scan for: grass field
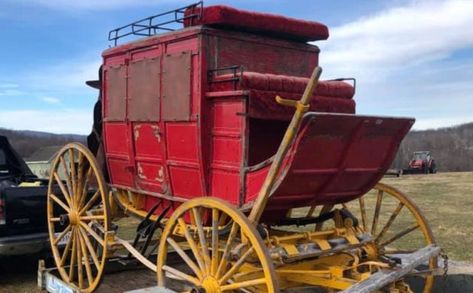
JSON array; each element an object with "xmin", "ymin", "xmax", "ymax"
[{"xmin": 380, "ymin": 171, "xmax": 473, "ymax": 262}]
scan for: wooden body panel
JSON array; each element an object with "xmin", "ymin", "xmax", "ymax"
[
  {"xmin": 102, "ymin": 28, "xmax": 206, "ymax": 213},
  {"xmin": 100, "ymin": 25, "xmax": 410, "ymax": 218}
]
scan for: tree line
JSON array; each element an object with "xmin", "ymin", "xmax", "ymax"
[{"xmin": 0, "ymin": 128, "xmax": 86, "ymax": 158}]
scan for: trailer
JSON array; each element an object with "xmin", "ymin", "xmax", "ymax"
[{"xmin": 43, "ymin": 2, "xmax": 443, "ymax": 292}]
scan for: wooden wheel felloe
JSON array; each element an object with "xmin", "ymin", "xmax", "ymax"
[
  {"xmin": 47, "ymin": 143, "xmax": 110, "ymax": 293},
  {"xmin": 157, "ymin": 197, "xmax": 278, "ymax": 293}
]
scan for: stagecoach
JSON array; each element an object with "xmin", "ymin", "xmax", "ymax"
[{"xmin": 45, "ymin": 2, "xmax": 443, "ymax": 292}]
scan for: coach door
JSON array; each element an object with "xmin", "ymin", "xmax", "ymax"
[{"xmin": 128, "ymin": 54, "xmax": 168, "ymax": 194}]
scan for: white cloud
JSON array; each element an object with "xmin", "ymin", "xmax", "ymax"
[
  {"xmin": 316, "ymin": 0, "xmax": 473, "ymax": 130},
  {"xmin": 40, "ymin": 96, "xmax": 61, "ymax": 104},
  {"xmin": 320, "ymin": 0, "xmax": 473, "ymax": 80},
  {"xmin": 0, "ymin": 110, "xmax": 92, "ymax": 134}
]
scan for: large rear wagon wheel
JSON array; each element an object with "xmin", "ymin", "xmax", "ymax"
[
  {"xmin": 157, "ymin": 197, "xmax": 278, "ymax": 293},
  {"xmin": 329, "ymin": 183, "xmax": 437, "ymax": 293},
  {"xmin": 47, "ymin": 143, "xmax": 110, "ymax": 292}
]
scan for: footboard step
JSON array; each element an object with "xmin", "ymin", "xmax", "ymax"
[
  {"xmin": 125, "ymin": 287, "xmax": 177, "ymax": 293},
  {"xmin": 341, "ymin": 245, "xmax": 441, "ymax": 293}
]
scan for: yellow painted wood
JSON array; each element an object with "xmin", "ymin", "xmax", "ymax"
[
  {"xmin": 248, "ymin": 66, "xmax": 322, "ymax": 223},
  {"xmin": 47, "ymin": 143, "xmax": 110, "ymax": 293},
  {"xmin": 157, "ymin": 197, "xmax": 278, "ymax": 293}
]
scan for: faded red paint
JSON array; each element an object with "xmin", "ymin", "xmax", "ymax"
[{"xmin": 100, "ymin": 4, "xmax": 413, "ymax": 222}]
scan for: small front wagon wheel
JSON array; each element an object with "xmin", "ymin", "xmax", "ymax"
[
  {"xmin": 47, "ymin": 143, "xmax": 110, "ymax": 292},
  {"xmin": 157, "ymin": 197, "xmax": 278, "ymax": 293}
]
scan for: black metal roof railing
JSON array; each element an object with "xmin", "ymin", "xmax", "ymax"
[{"xmin": 108, "ymin": 1, "xmax": 203, "ymax": 46}]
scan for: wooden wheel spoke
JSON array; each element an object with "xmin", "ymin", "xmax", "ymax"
[
  {"xmin": 69, "ymin": 229, "xmax": 77, "ymax": 281},
  {"xmin": 75, "ymin": 152, "xmax": 84, "ymax": 208},
  {"xmin": 50, "ymin": 193, "xmax": 70, "ymax": 213},
  {"xmin": 177, "ymin": 218, "xmax": 206, "ymax": 272},
  {"xmin": 157, "ymin": 198, "xmax": 277, "ymax": 293},
  {"xmin": 53, "ymin": 225, "xmax": 71, "ymax": 246},
  {"xmin": 78, "ymin": 227, "xmax": 101, "ymax": 269},
  {"xmin": 359, "ymin": 197, "xmax": 368, "ymax": 231},
  {"xmin": 192, "ymin": 207, "xmax": 211, "ymax": 273},
  {"xmin": 219, "ymin": 247, "xmax": 255, "ymax": 285},
  {"xmin": 60, "ymin": 227, "xmax": 75, "ymax": 267},
  {"xmin": 371, "ymin": 190, "xmax": 384, "ymax": 235},
  {"xmin": 77, "ymin": 228, "xmax": 93, "ymax": 287},
  {"xmin": 69, "ymin": 149, "xmax": 77, "ymax": 199},
  {"xmin": 79, "ymin": 167, "xmax": 93, "ymax": 209},
  {"xmin": 60, "ymin": 156, "xmax": 73, "ymax": 199},
  {"xmin": 162, "ymin": 265, "xmax": 200, "ymax": 286},
  {"xmin": 216, "ymin": 222, "xmax": 239, "ymax": 279},
  {"xmin": 79, "ymin": 190, "xmax": 100, "ymax": 215},
  {"xmin": 47, "ymin": 143, "xmax": 108, "ymax": 293},
  {"xmin": 53, "ymin": 173, "xmax": 73, "ymax": 209},
  {"xmin": 79, "ymin": 221, "xmax": 105, "ymax": 247},
  {"xmin": 221, "ymin": 278, "xmax": 267, "ymax": 291},
  {"xmin": 76, "ymin": 229, "xmax": 84, "ymax": 289},
  {"xmin": 381, "ymin": 224, "xmax": 420, "ymax": 247},
  {"xmin": 211, "ymin": 208, "xmax": 219, "ymax": 275},
  {"xmin": 218, "ymin": 213, "xmax": 229, "ymax": 226},
  {"xmin": 167, "ymin": 238, "xmax": 202, "ymax": 280},
  {"xmin": 375, "ymin": 202, "xmax": 404, "ymax": 242}
]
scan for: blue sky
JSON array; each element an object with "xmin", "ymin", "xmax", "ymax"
[{"xmin": 0, "ymin": 0, "xmax": 472, "ymax": 134}]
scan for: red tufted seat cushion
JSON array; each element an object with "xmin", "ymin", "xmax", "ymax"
[{"xmin": 185, "ymin": 5, "xmax": 329, "ymax": 42}]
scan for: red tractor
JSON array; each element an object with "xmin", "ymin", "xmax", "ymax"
[{"xmin": 405, "ymin": 151, "xmax": 437, "ymax": 174}]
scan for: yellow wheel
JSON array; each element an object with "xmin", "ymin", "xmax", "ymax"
[
  {"xmin": 47, "ymin": 143, "xmax": 110, "ymax": 292},
  {"xmin": 157, "ymin": 197, "xmax": 278, "ymax": 293},
  {"xmin": 339, "ymin": 183, "xmax": 437, "ymax": 293}
]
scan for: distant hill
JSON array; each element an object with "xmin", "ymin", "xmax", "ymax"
[
  {"xmin": 393, "ymin": 122, "xmax": 473, "ymax": 172},
  {"xmin": 0, "ymin": 128, "xmax": 86, "ymax": 158}
]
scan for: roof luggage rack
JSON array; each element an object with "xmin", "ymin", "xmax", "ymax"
[{"xmin": 108, "ymin": 1, "xmax": 203, "ymax": 46}]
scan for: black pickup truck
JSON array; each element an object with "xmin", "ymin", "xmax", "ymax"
[{"xmin": 0, "ymin": 136, "xmax": 50, "ymax": 255}]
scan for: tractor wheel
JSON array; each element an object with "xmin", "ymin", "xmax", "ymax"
[
  {"xmin": 47, "ymin": 143, "xmax": 110, "ymax": 292},
  {"xmin": 157, "ymin": 197, "xmax": 278, "ymax": 293}
]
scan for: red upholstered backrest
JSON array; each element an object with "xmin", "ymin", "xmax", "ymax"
[
  {"xmin": 185, "ymin": 5, "xmax": 329, "ymax": 42},
  {"xmin": 239, "ymin": 72, "xmax": 355, "ymax": 100},
  {"xmin": 209, "ymin": 72, "xmax": 356, "ymax": 120}
]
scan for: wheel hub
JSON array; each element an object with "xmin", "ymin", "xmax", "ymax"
[
  {"xmin": 68, "ymin": 210, "xmax": 80, "ymax": 225},
  {"xmin": 201, "ymin": 277, "xmax": 220, "ymax": 293}
]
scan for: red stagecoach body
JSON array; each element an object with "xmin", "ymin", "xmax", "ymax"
[{"xmin": 101, "ymin": 4, "xmax": 413, "ymax": 222}]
